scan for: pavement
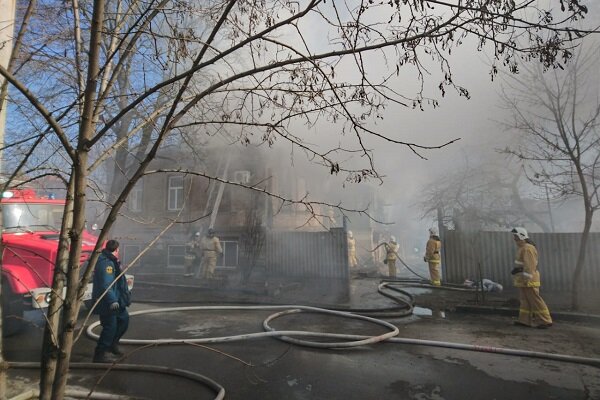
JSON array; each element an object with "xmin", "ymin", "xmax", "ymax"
[{"xmin": 5, "ymin": 271, "xmax": 600, "ymax": 400}]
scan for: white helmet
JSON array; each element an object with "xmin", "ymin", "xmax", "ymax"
[
  {"xmin": 429, "ymin": 227, "xmax": 438, "ymax": 236},
  {"xmin": 390, "ymin": 236, "xmax": 396, "ymax": 242},
  {"xmin": 348, "ymin": 230, "xmax": 353, "ymax": 238},
  {"xmin": 511, "ymin": 227, "xmax": 528, "ymax": 240}
]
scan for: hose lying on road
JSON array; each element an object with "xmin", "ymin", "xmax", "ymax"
[
  {"xmin": 86, "ymin": 304, "xmax": 600, "ymax": 368},
  {"xmin": 8, "ymin": 361, "xmax": 225, "ymax": 400},
  {"xmin": 87, "ymin": 305, "xmax": 400, "ymax": 348},
  {"xmin": 133, "ymin": 279, "xmax": 418, "ymax": 318}
]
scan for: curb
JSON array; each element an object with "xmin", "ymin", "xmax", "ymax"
[{"xmin": 454, "ymin": 305, "xmax": 600, "ymax": 325}]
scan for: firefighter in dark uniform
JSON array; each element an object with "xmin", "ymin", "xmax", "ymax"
[{"xmin": 92, "ymin": 240, "xmax": 131, "ymax": 363}]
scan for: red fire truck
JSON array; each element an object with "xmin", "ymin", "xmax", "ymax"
[{"xmin": 1, "ymin": 188, "xmax": 133, "ymax": 335}]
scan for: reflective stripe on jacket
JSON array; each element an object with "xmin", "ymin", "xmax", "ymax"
[
  {"xmin": 513, "ymin": 243, "xmax": 541, "ymax": 288},
  {"xmin": 201, "ymin": 236, "xmax": 223, "ymax": 257},
  {"xmin": 425, "ymin": 237, "xmax": 441, "ymax": 263}
]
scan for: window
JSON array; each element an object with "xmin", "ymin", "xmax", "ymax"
[
  {"xmin": 168, "ymin": 176, "xmax": 184, "ymax": 210},
  {"xmin": 168, "ymin": 245, "xmax": 185, "ymax": 267},
  {"xmin": 122, "ymin": 245, "xmax": 141, "ymax": 266},
  {"xmin": 233, "ymin": 170, "xmax": 251, "ymax": 184},
  {"xmin": 217, "ymin": 241, "xmax": 239, "ymax": 268},
  {"xmin": 128, "ymin": 180, "xmax": 143, "ymax": 212},
  {"xmin": 2, "ymin": 203, "xmax": 65, "ymax": 232}
]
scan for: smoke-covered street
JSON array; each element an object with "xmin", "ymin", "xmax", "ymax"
[
  {"xmin": 6, "ymin": 275, "xmax": 600, "ymax": 399},
  {"xmin": 2, "ymin": 0, "xmax": 600, "ymax": 398}
]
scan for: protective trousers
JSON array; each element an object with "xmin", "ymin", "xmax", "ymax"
[
  {"xmin": 96, "ymin": 308, "xmax": 129, "ymax": 352},
  {"xmin": 184, "ymin": 254, "xmax": 195, "ymax": 276},
  {"xmin": 201, "ymin": 256, "xmax": 217, "ymax": 279},
  {"xmin": 348, "ymin": 252, "xmax": 358, "ymax": 268},
  {"xmin": 387, "ymin": 259, "xmax": 397, "ymax": 277},
  {"xmin": 518, "ymin": 287, "xmax": 552, "ymax": 327},
  {"xmin": 428, "ymin": 261, "xmax": 441, "ymax": 286}
]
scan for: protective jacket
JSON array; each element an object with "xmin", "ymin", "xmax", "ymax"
[
  {"xmin": 425, "ymin": 236, "xmax": 441, "ymax": 263},
  {"xmin": 200, "ymin": 236, "xmax": 223, "ymax": 258},
  {"xmin": 92, "ymin": 250, "xmax": 131, "ymax": 315},
  {"xmin": 184, "ymin": 241, "xmax": 196, "ymax": 265},
  {"xmin": 348, "ymin": 237, "xmax": 356, "ymax": 254},
  {"xmin": 385, "ymin": 241, "xmax": 399, "ymax": 261},
  {"xmin": 513, "ymin": 242, "xmax": 540, "ymax": 288},
  {"xmin": 348, "ymin": 237, "xmax": 358, "ymax": 267}
]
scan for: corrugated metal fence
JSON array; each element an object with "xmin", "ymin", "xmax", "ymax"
[
  {"xmin": 266, "ymin": 228, "xmax": 348, "ymax": 280},
  {"xmin": 444, "ymin": 231, "xmax": 600, "ymax": 291}
]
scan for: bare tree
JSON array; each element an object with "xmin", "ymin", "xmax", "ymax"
[
  {"xmin": 502, "ymin": 43, "xmax": 600, "ymax": 310},
  {"xmin": 0, "ymin": 0, "xmax": 593, "ymax": 397},
  {"xmin": 419, "ymin": 156, "xmax": 552, "ymax": 232}
]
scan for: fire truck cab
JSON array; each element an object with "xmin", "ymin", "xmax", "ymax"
[{"xmin": 1, "ymin": 188, "xmax": 132, "ymax": 335}]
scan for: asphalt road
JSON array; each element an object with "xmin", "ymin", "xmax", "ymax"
[{"xmin": 6, "ymin": 277, "xmax": 600, "ymax": 400}]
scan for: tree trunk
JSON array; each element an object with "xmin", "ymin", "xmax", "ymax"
[
  {"xmin": 50, "ymin": 162, "xmax": 88, "ymax": 399},
  {"xmin": 39, "ymin": 176, "xmax": 74, "ymax": 399},
  {"xmin": 570, "ymin": 209, "xmax": 593, "ymax": 310},
  {"xmin": 44, "ymin": 0, "xmax": 105, "ymax": 397}
]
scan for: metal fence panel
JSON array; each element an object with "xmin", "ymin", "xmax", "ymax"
[
  {"xmin": 444, "ymin": 231, "xmax": 600, "ymax": 291},
  {"xmin": 266, "ymin": 228, "xmax": 349, "ymax": 280}
]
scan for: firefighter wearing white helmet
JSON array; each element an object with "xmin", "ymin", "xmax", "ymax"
[
  {"xmin": 424, "ymin": 227, "xmax": 442, "ymax": 285},
  {"xmin": 384, "ymin": 236, "xmax": 399, "ymax": 277},
  {"xmin": 347, "ymin": 231, "xmax": 358, "ymax": 268},
  {"xmin": 197, "ymin": 228, "xmax": 223, "ymax": 279},
  {"xmin": 511, "ymin": 227, "xmax": 552, "ymax": 328}
]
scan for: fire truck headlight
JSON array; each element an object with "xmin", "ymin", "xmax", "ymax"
[
  {"xmin": 34, "ymin": 293, "xmax": 47, "ymax": 307},
  {"xmin": 45, "ymin": 292, "xmax": 53, "ymax": 305},
  {"xmin": 2, "ymin": 191, "xmax": 14, "ymax": 198}
]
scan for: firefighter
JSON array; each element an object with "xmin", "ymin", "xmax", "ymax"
[
  {"xmin": 198, "ymin": 228, "xmax": 223, "ymax": 279},
  {"xmin": 183, "ymin": 233, "xmax": 197, "ymax": 277},
  {"xmin": 384, "ymin": 236, "xmax": 399, "ymax": 277},
  {"xmin": 347, "ymin": 230, "xmax": 358, "ymax": 268},
  {"xmin": 92, "ymin": 240, "xmax": 131, "ymax": 363},
  {"xmin": 511, "ymin": 227, "xmax": 553, "ymax": 328},
  {"xmin": 424, "ymin": 227, "xmax": 442, "ymax": 286}
]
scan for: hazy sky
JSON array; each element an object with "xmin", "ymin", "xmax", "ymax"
[{"xmin": 266, "ymin": 4, "xmax": 600, "ymax": 240}]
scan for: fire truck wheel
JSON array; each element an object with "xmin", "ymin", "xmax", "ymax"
[{"xmin": 2, "ymin": 281, "xmax": 25, "ymax": 336}]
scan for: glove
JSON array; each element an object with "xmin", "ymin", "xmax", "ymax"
[
  {"xmin": 510, "ymin": 267, "xmax": 524, "ymax": 275},
  {"xmin": 110, "ymin": 302, "xmax": 120, "ymax": 311}
]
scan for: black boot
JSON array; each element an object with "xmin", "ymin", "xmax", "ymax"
[
  {"xmin": 93, "ymin": 349, "xmax": 119, "ymax": 363},
  {"xmin": 110, "ymin": 344, "xmax": 124, "ymax": 356}
]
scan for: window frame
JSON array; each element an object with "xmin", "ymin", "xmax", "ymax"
[
  {"xmin": 167, "ymin": 175, "xmax": 184, "ymax": 211},
  {"xmin": 167, "ymin": 244, "xmax": 186, "ymax": 267},
  {"xmin": 217, "ymin": 240, "xmax": 239, "ymax": 268},
  {"xmin": 128, "ymin": 179, "xmax": 143, "ymax": 212},
  {"xmin": 122, "ymin": 244, "xmax": 142, "ymax": 266}
]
